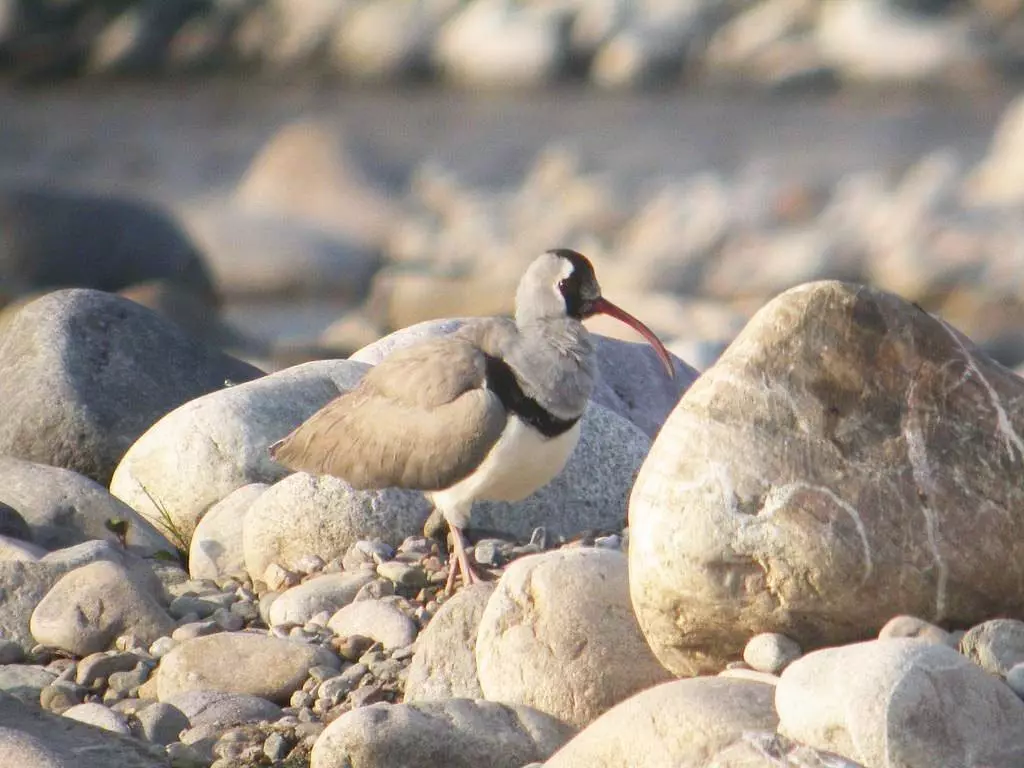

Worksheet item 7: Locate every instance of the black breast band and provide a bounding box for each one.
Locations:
[483,354,580,438]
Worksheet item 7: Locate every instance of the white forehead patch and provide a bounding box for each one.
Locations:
[552,256,575,303]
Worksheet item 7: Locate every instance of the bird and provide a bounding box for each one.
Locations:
[269,248,674,593]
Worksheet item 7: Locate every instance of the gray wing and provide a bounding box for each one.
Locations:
[270,334,508,491]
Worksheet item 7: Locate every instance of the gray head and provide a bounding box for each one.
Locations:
[515,248,675,377]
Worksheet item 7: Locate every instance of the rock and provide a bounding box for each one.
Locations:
[156,632,337,703]
[476,549,671,728]
[406,583,494,702]
[776,639,1024,767]
[29,560,175,656]
[434,0,568,88]
[327,599,418,650]
[0,288,260,485]
[349,319,470,365]
[331,0,450,81]
[590,7,701,89]
[188,483,268,581]
[263,0,347,68]
[878,614,955,646]
[242,473,430,581]
[816,0,981,84]
[135,701,190,745]
[743,632,802,675]
[0,535,45,561]
[0,691,167,767]
[544,677,777,767]
[0,185,216,303]
[163,689,283,728]
[111,358,368,545]
[960,619,1024,677]
[630,281,1024,675]
[310,698,575,768]
[268,572,376,627]
[707,731,866,767]
[76,651,148,687]
[0,500,31,542]
[0,457,174,558]
[61,702,132,735]
[0,665,56,705]
[0,640,23,665]
[965,95,1024,207]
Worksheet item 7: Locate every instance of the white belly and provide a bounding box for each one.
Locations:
[429,417,582,530]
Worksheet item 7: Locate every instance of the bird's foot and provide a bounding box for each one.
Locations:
[444,525,482,596]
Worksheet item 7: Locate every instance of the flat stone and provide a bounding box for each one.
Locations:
[630,281,1024,675]
[189,483,268,581]
[0,665,56,704]
[30,560,175,656]
[310,698,575,768]
[163,689,282,728]
[544,677,778,767]
[476,549,672,728]
[156,632,337,703]
[327,599,418,650]
[0,288,260,485]
[111,358,367,544]
[269,572,376,627]
[406,583,494,702]
[776,639,1024,766]
[61,702,132,734]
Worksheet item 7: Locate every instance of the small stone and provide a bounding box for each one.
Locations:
[40,680,86,713]
[291,689,315,709]
[334,634,375,663]
[62,702,132,734]
[879,615,956,647]
[743,633,803,675]
[264,732,292,762]
[376,561,428,589]
[212,607,244,632]
[76,651,146,687]
[135,701,190,745]
[354,579,396,601]
[264,563,301,592]
[0,639,24,664]
[960,619,1024,677]
[397,536,433,557]
[172,620,221,642]
[473,539,513,567]
[149,636,176,658]
[107,662,151,695]
[348,682,386,708]
[317,666,365,706]
[328,600,418,650]
[1005,663,1024,699]
[169,595,217,620]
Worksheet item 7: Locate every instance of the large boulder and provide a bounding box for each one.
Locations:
[476,548,672,728]
[0,289,261,485]
[630,281,1024,675]
[111,359,368,544]
[777,639,1024,767]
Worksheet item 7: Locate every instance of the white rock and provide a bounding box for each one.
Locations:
[111,359,368,544]
[189,483,268,581]
[327,599,418,650]
[776,639,1024,766]
[743,632,802,675]
[268,572,376,627]
[61,702,131,734]
[964,95,1024,207]
[476,548,671,728]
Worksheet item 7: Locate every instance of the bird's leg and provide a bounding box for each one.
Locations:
[446,525,481,595]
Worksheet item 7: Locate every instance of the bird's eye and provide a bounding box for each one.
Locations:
[557,278,569,293]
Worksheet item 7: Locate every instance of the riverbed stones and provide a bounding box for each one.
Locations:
[776,639,1024,767]
[476,548,672,728]
[743,632,803,674]
[959,618,1024,677]
[156,632,338,702]
[111,359,368,544]
[544,677,777,767]
[310,698,576,768]
[630,280,1024,675]
[0,288,260,485]
[188,483,268,581]
[268,572,376,627]
[327,599,418,650]
[29,560,175,656]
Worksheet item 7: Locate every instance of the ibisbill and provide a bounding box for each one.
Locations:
[270,248,675,593]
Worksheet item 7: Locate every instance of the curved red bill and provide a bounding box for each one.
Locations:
[590,297,675,378]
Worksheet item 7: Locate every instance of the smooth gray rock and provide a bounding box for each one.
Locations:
[111,359,367,544]
[544,677,777,768]
[156,632,337,703]
[707,731,866,767]
[331,0,445,81]
[327,599,418,650]
[743,632,803,675]
[163,689,282,728]
[30,560,175,655]
[188,483,268,581]
[268,571,375,627]
[0,457,174,558]
[0,500,31,541]
[242,473,430,582]
[960,619,1024,677]
[0,288,260,485]
[776,639,1024,767]
[310,698,575,768]
[134,701,189,745]
[0,665,56,704]
[0,534,45,561]
[0,691,168,767]
[76,651,148,687]
[62,702,132,734]
[476,549,672,728]
[406,583,494,702]
[630,281,1024,675]
[878,614,955,646]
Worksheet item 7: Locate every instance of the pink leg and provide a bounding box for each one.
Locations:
[445,525,480,595]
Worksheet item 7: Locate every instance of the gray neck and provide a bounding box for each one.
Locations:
[506,317,596,421]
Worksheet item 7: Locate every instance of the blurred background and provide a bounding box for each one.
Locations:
[2,0,1024,372]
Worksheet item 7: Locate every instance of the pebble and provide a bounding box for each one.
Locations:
[327,599,419,651]
[743,632,803,675]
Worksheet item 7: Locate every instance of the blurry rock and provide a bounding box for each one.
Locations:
[310,698,575,768]
[30,560,175,656]
[267,571,375,627]
[0,691,168,767]
[157,632,337,702]
[434,0,569,87]
[878,614,955,646]
[777,639,1024,766]
[960,618,1024,677]
[242,473,430,581]
[0,535,45,561]
[118,278,228,347]
[263,0,348,68]
[476,549,672,728]
[327,598,418,650]
[189,483,268,581]
[816,0,983,84]
[0,288,260,485]
[964,94,1024,207]
[591,5,704,89]
[707,731,866,767]
[0,500,30,542]
[319,310,385,357]
[111,359,367,545]
[0,665,56,705]
[86,0,206,74]
[0,185,216,306]
[179,202,381,300]
[61,702,131,734]
[0,457,173,558]
[706,0,817,71]
[163,689,282,729]
[366,270,519,332]
[630,281,1024,675]
[544,677,777,767]
[406,583,494,702]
